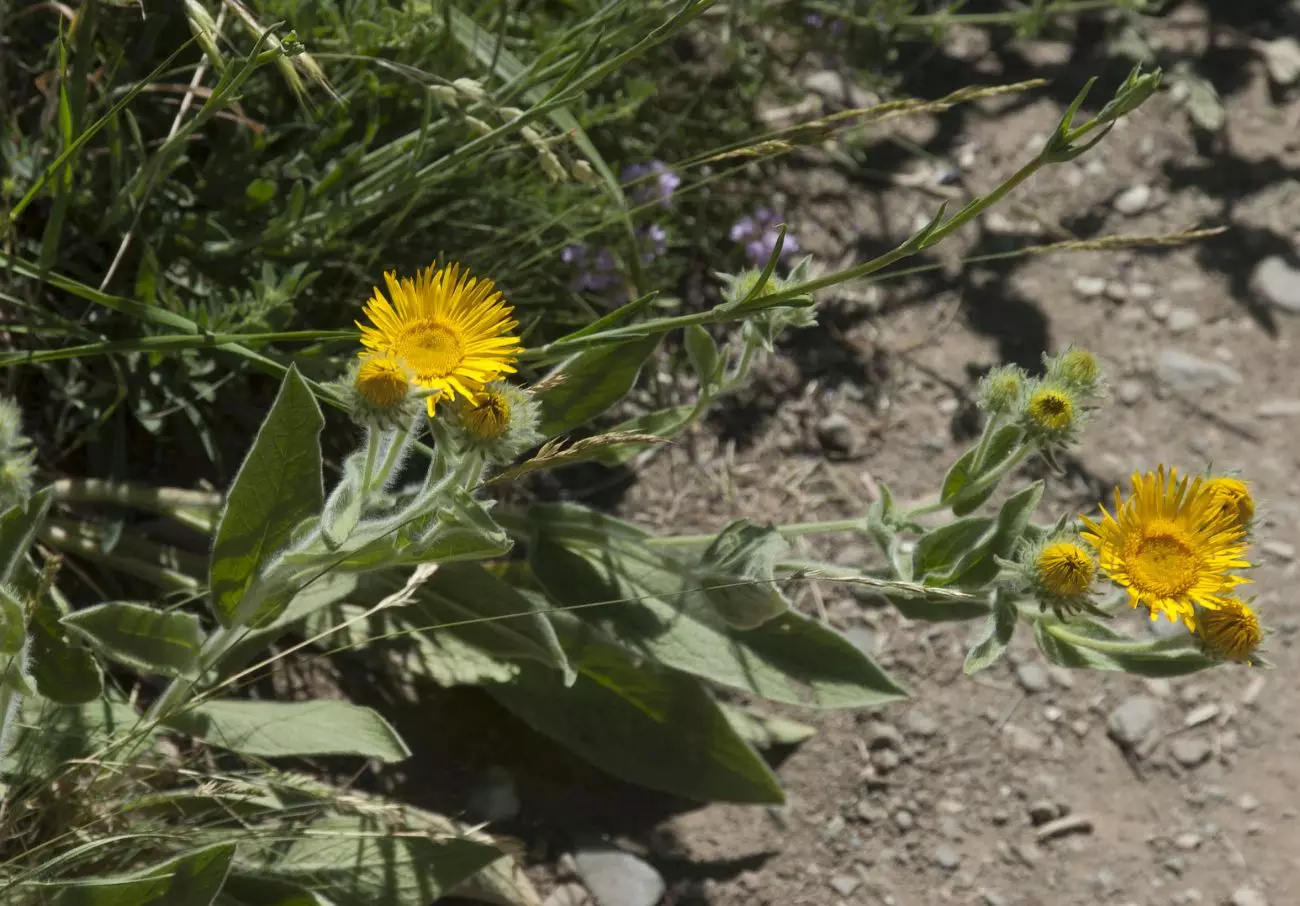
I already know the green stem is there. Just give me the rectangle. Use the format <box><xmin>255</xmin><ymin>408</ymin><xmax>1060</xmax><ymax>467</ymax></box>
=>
<box><xmin>48</xmin><ymin>478</ymin><xmax>222</xmax><ymax>512</ymax></box>
<box><xmin>0</xmin><ymin>660</ymin><xmax>20</xmax><ymax>761</ymax></box>
<box><xmin>1045</xmin><ymin>623</ymin><xmax>1181</xmax><ymax>655</ymax></box>
<box><xmin>142</xmin><ymin>625</ymin><xmax>243</xmax><ymax>726</ymax></box>
<box><xmin>370</xmin><ymin>423</ymin><xmax>411</xmax><ymax>493</ymax></box>
<box><xmin>0</xmin><ymin>330</ymin><xmax>352</xmax><ymax>368</ymax></box>
<box><xmin>645</xmin><ymin>517</ymin><xmax>870</xmax><ymax>548</ymax></box>
<box><xmin>360</xmin><ymin>428</ymin><xmax>381</xmax><ymax>495</ymax></box>
<box><xmin>969</xmin><ymin>411</ymin><xmax>1003</xmax><ymax>476</ymax></box>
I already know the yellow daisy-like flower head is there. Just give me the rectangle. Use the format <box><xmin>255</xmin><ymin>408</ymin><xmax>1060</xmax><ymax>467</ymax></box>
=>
<box><xmin>357</xmin><ymin>263</ymin><xmax>522</xmax><ymax>414</ymax></box>
<box><xmin>1080</xmin><ymin>465</ymin><xmax>1252</xmax><ymax>630</ymax></box>
<box><xmin>1026</xmin><ymin>386</ymin><xmax>1074</xmax><ymax>432</ymax></box>
<box><xmin>355</xmin><ymin>356</ymin><xmax>411</xmax><ymax>409</ymax></box>
<box><xmin>1034</xmin><ymin>540</ymin><xmax>1096</xmax><ymax>598</ymax></box>
<box><xmin>1195</xmin><ymin>596</ymin><xmax>1263</xmax><ymax>664</ymax></box>
<box><xmin>1204</xmin><ymin>476</ymin><xmax>1255</xmax><ymax>531</ymax></box>
<box><xmin>461</xmin><ymin>388</ymin><xmax>512</xmax><ymax>442</ymax></box>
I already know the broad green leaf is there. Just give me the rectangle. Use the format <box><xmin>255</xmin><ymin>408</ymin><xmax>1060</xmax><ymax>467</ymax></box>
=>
<box><xmin>697</xmin><ymin>520</ymin><xmax>790</xmax><ymax>629</ymax></box>
<box><xmin>0</xmin><ymin>584</ymin><xmax>24</xmax><ymax>654</ymax></box>
<box><xmin>490</xmin><ymin>617</ymin><xmax>784</xmax><ymax>804</ymax></box>
<box><xmin>411</xmin><ymin>562</ymin><xmax>574</xmax><ymax>684</ymax></box>
<box><xmin>6</xmin><ymin>698</ymin><xmax>143</xmax><ymax>778</ymax></box>
<box><xmin>215</xmin><ymin>572</ymin><xmax>359</xmax><ymax>678</ymax></box>
<box><xmin>28</xmin><ymin>593</ymin><xmax>103</xmax><ymax>705</ymax></box>
<box><xmin>166</xmin><ymin>699</ymin><xmax>410</xmax><ymax>762</ymax></box>
<box><xmin>944</xmin><ymin>425</ymin><xmax>1024</xmax><ymax>516</ymax></box>
<box><xmin>937</xmin><ymin>480</ymin><xmax>1044</xmax><ymax>588</ymax></box>
<box><xmin>529</xmin><ymin>505</ymin><xmax>906</xmax><ymax>709</ymax></box>
<box><xmin>912</xmin><ymin>516</ymin><xmax>994</xmax><ymax>580</ymax></box>
<box><xmin>1033</xmin><ymin>619</ymin><xmax>1216</xmax><ymax>677</ymax></box>
<box><xmin>537</xmin><ymin>335</ymin><xmax>660</xmax><ymax>438</ymax></box>
<box><xmin>722</xmin><ymin>704</ymin><xmax>816</xmax><ymax>749</ymax></box>
<box><xmin>0</xmin><ymin>487</ymin><xmax>53</xmax><ymax>584</ymax></box>
<box><xmin>210</xmin><ymin>366</ymin><xmax>324</xmax><ymax>628</ymax></box>
<box><xmin>215</xmin><ymin>875</ymin><xmax>331</xmax><ymax>906</ymax></box>
<box><xmin>50</xmin><ymin>842</ymin><xmax>234</xmax><ymax>906</ymax></box>
<box><xmin>232</xmin><ymin>815</ymin><xmax>501</xmax><ymax>906</ymax></box>
<box><xmin>684</xmin><ymin>324</ymin><xmax>721</xmax><ymax>389</ymax></box>
<box><xmin>963</xmin><ymin>590</ymin><xmax>1018</xmax><ymax>674</ymax></box>
<box><xmin>61</xmin><ymin>602</ymin><xmax>203</xmax><ymax>678</ymax></box>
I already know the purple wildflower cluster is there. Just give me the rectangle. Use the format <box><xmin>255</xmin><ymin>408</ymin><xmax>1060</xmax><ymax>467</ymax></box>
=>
<box><xmin>564</xmin><ymin>159</ymin><xmax>679</xmax><ymax>298</ymax></box>
<box><xmin>622</xmin><ymin>160</ymin><xmax>682</xmax><ymax>208</ymax></box>
<box><xmin>730</xmin><ymin>207</ymin><xmax>800</xmax><ymax>267</ymax></box>
<box><xmin>804</xmin><ymin>11</ymin><xmax>845</xmax><ymax>34</ymax></box>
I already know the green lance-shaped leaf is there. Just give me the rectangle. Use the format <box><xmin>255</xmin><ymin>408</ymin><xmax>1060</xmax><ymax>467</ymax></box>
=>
<box><xmin>61</xmin><ymin>602</ymin><xmax>204</xmax><ymax>678</ymax></box>
<box><xmin>210</xmin><ymin>365</ymin><xmax>324</xmax><ymax>628</ymax></box>
<box><xmin>1034</xmin><ymin>617</ymin><xmax>1217</xmax><ymax>678</ymax></box>
<box><xmin>490</xmin><ymin>617</ymin><xmax>784</xmax><ymax>805</ymax></box>
<box><xmin>684</xmin><ymin>324</ymin><xmax>721</xmax><ymax>391</ymax></box>
<box><xmin>165</xmin><ymin>699</ymin><xmax>410</xmax><ymax>762</ymax></box>
<box><xmin>529</xmin><ymin>504</ymin><xmax>906</xmax><ymax>709</ymax></box>
<box><xmin>537</xmin><ymin>335</ymin><xmax>661</xmax><ymax>438</ymax></box>
<box><xmin>940</xmin><ymin>425</ymin><xmax>1024</xmax><ymax>515</ymax></box>
<box><xmin>936</xmin><ymin>480</ymin><xmax>1044</xmax><ymax>588</ymax></box>
<box><xmin>963</xmin><ymin>589</ymin><xmax>1018</xmax><ymax>675</ymax></box>
<box><xmin>696</xmin><ymin>520</ymin><xmax>791</xmax><ymax>629</ymax></box>
<box><xmin>45</xmin><ymin>842</ymin><xmax>234</xmax><ymax>906</ymax></box>
<box><xmin>27</xmin><ymin>592</ymin><xmax>102</xmax><ymax>705</ymax></box>
<box><xmin>0</xmin><ymin>487</ymin><xmax>53</xmax><ymax>585</ymax></box>
<box><xmin>912</xmin><ymin>516</ymin><xmax>994</xmax><ymax>580</ymax></box>
<box><xmin>227</xmin><ymin>815</ymin><xmax>502</xmax><ymax>906</ymax></box>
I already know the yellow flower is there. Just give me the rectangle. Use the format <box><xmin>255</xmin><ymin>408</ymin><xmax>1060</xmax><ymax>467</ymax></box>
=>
<box><xmin>461</xmin><ymin>388</ymin><xmax>512</xmax><ymax>442</ymax></box>
<box><xmin>1204</xmin><ymin>476</ymin><xmax>1254</xmax><ymax>531</ymax></box>
<box><xmin>357</xmin><ymin>263</ymin><xmax>522</xmax><ymax>414</ymax></box>
<box><xmin>1196</xmin><ymin>597</ymin><xmax>1263</xmax><ymax>664</ymax></box>
<box><xmin>1034</xmin><ymin>541</ymin><xmax>1096</xmax><ymax>597</ymax></box>
<box><xmin>354</xmin><ymin>356</ymin><xmax>410</xmax><ymax>409</ymax></box>
<box><xmin>1080</xmin><ymin>466</ymin><xmax>1252</xmax><ymax>630</ymax></box>
<box><xmin>1026</xmin><ymin>386</ymin><xmax>1074</xmax><ymax>433</ymax></box>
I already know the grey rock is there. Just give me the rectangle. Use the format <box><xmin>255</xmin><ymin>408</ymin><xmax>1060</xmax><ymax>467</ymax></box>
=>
<box><xmin>1028</xmin><ymin>800</ymin><xmax>1059</xmax><ymax>826</ymax></box>
<box><xmin>829</xmin><ymin>874</ymin><xmax>862</xmax><ymax>898</ymax></box>
<box><xmin>893</xmin><ymin>809</ymin><xmax>915</xmax><ymax>831</ymax></box>
<box><xmin>802</xmin><ymin>69</ymin><xmax>876</xmax><ymax>108</ymax></box>
<box><xmin>1175</xmin><ymin>832</ymin><xmax>1203</xmax><ymax>851</ymax></box>
<box><xmin>1231</xmin><ymin>886</ymin><xmax>1269</xmax><ymax>906</ymax></box>
<box><xmin>1014</xmin><ymin>662</ymin><xmax>1052</xmax><ymax>694</ymax></box>
<box><xmin>1170</xmin><ymin>736</ymin><xmax>1213</xmax><ymax>769</ymax></box>
<box><xmin>1107</xmin><ymin>695</ymin><xmax>1162</xmax><ymax>749</ymax></box>
<box><xmin>1116</xmin><ymin>379</ymin><xmax>1146</xmax><ymax>406</ymax></box>
<box><xmin>905</xmin><ymin>710</ymin><xmax>939</xmax><ymax>738</ymax></box>
<box><xmin>1262</xmin><ymin>539</ymin><xmax>1296</xmax><ymax>561</ymax></box>
<box><xmin>817</xmin><ymin>412</ymin><xmax>863</xmax><ymax>458</ymax></box>
<box><xmin>981</xmin><ymin>891</ymin><xmax>1008</xmax><ymax>906</ymax></box>
<box><xmin>867</xmin><ymin>721</ymin><xmax>904</xmax><ymax>750</ymax></box>
<box><xmin>574</xmin><ymin>847</ymin><xmax>665</xmax><ymax>906</ymax></box>
<box><xmin>1150</xmin><ymin>299</ymin><xmax>1173</xmax><ymax>321</ymax></box>
<box><xmin>1113</xmin><ymin>183</ymin><xmax>1153</xmax><ymax>215</ymax></box>
<box><xmin>933</xmin><ymin>843</ymin><xmax>962</xmax><ymax>871</ymax></box>
<box><xmin>1155</xmin><ymin>348</ymin><xmax>1242</xmax><ymax>394</ymax></box>
<box><xmin>871</xmin><ymin>747</ymin><xmax>901</xmax><ymax>774</ymax></box>
<box><xmin>1253</xmin><ymin>256</ymin><xmax>1300</xmax><ymax>313</ymax></box>
<box><xmin>545</xmin><ymin>882</ymin><xmax>593</xmax><ymax>906</ymax></box>
<box><xmin>1168</xmin><ymin>308</ymin><xmax>1201</xmax><ymax>333</ymax></box>
<box><xmin>1256</xmin><ymin>399</ymin><xmax>1300</xmax><ymax>418</ymax></box>
<box><xmin>1239</xmin><ymin>793</ymin><xmax>1260</xmax><ymax>812</ymax></box>
<box><xmin>1072</xmin><ymin>275</ymin><xmax>1107</xmax><ymax>298</ymax></box>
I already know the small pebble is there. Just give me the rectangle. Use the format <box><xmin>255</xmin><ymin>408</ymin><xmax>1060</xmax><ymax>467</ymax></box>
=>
<box><xmin>933</xmin><ymin>843</ymin><xmax>962</xmax><ymax>871</ymax></box>
<box><xmin>1231</xmin><ymin>886</ymin><xmax>1269</xmax><ymax>906</ymax></box>
<box><xmin>1150</xmin><ymin>299</ymin><xmax>1173</xmax><ymax>321</ymax></box>
<box><xmin>1073</xmin><ymin>275</ymin><xmax>1108</xmax><ymax>297</ymax></box>
<box><xmin>1262</xmin><ymin>540</ymin><xmax>1296</xmax><ymax>561</ymax></box>
<box><xmin>1014</xmin><ymin>662</ymin><xmax>1052</xmax><ymax>694</ymax></box>
<box><xmin>1256</xmin><ymin>399</ymin><xmax>1300</xmax><ymax>418</ymax></box>
<box><xmin>1252</xmin><ymin>255</ymin><xmax>1300</xmax><ymax>313</ymax></box>
<box><xmin>905</xmin><ymin>710</ymin><xmax>939</xmax><ymax>738</ymax></box>
<box><xmin>1175</xmin><ymin>832</ymin><xmax>1202</xmax><ymax>851</ymax></box>
<box><xmin>1113</xmin><ymin>183</ymin><xmax>1153</xmax><ymax>215</ymax></box>
<box><xmin>1167</xmin><ymin>308</ymin><xmax>1201</xmax><ymax>333</ymax></box>
<box><xmin>829</xmin><ymin>874</ymin><xmax>861</xmax><ymax>898</ymax></box>
<box><xmin>1116</xmin><ymin>379</ymin><xmax>1146</xmax><ymax>406</ymax></box>
<box><xmin>1169</xmin><ymin>736</ymin><xmax>1213</xmax><ymax>769</ymax></box>
<box><xmin>1239</xmin><ymin>793</ymin><xmax>1260</xmax><ymax>812</ymax></box>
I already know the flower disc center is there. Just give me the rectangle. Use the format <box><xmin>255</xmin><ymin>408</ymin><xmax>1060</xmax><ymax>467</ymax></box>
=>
<box><xmin>395</xmin><ymin>321</ymin><xmax>465</xmax><ymax>380</ymax></box>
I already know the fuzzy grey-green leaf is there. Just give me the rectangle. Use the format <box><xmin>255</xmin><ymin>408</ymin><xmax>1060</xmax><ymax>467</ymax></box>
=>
<box><xmin>963</xmin><ymin>591</ymin><xmax>1017</xmax><ymax>674</ymax></box>
<box><xmin>166</xmin><ymin>699</ymin><xmax>410</xmax><ymax>762</ymax></box>
<box><xmin>210</xmin><ymin>365</ymin><xmax>324</xmax><ymax>628</ymax></box>
<box><xmin>0</xmin><ymin>487</ymin><xmax>52</xmax><ymax>585</ymax></box>
<box><xmin>537</xmin><ymin>335</ymin><xmax>660</xmax><ymax>438</ymax></box>
<box><xmin>62</xmin><ymin>601</ymin><xmax>204</xmax><ymax>678</ymax></box>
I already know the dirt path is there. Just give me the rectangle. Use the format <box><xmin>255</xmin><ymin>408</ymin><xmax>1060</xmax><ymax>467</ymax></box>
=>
<box><xmin>590</xmin><ymin>6</ymin><xmax>1300</xmax><ymax>905</ymax></box>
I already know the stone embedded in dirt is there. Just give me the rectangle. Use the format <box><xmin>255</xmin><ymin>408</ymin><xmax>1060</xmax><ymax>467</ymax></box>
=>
<box><xmin>1175</xmin><ymin>832</ymin><xmax>1203</xmax><ymax>851</ymax></box>
<box><xmin>1231</xmin><ymin>886</ymin><xmax>1270</xmax><ymax>906</ymax></box>
<box><xmin>1028</xmin><ymin>800</ymin><xmax>1060</xmax><ymax>827</ymax></box>
<box><xmin>1169</xmin><ymin>736</ymin><xmax>1213</xmax><ymax>769</ymax></box>
<box><xmin>1239</xmin><ymin>793</ymin><xmax>1260</xmax><ymax>812</ymax></box>
<box><xmin>867</xmin><ymin>721</ymin><xmax>904</xmax><ymax>750</ymax></box>
<box><xmin>933</xmin><ymin>843</ymin><xmax>963</xmax><ymax>871</ymax></box>
<box><xmin>1167</xmin><ymin>308</ymin><xmax>1201</xmax><ymax>333</ymax></box>
<box><xmin>1154</xmin><ymin>348</ymin><xmax>1242</xmax><ymax>394</ymax></box>
<box><xmin>1252</xmin><ymin>256</ymin><xmax>1300</xmax><ymax>313</ymax></box>
<box><xmin>1256</xmin><ymin>398</ymin><xmax>1300</xmax><ymax>418</ymax></box>
<box><xmin>1113</xmin><ymin>183</ymin><xmax>1153</xmax><ymax>215</ymax></box>
<box><xmin>893</xmin><ymin>809</ymin><xmax>915</xmax><ymax>831</ymax></box>
<box><xmin>546</xmin><ymin>882</ymin><xmax>594</xmax><ymax>906</ymax></box>
<box><xmin>1116</xmin><ymin>379</ymin><xmax>1145</xmax><ymax>406</ymax></box>
<box><xmin>1014</xmin><ymin>663</ymin><xmax>1052</xmax><ymax>694</ymax></box>
<box><xmin>829</xmin><ymin>874</ymin><xmax>861</xmax><ymax>898</ymax></box>
<box><xmin>904</xmin><ymin>710</ymin><xmax>939</xmax><ymax>738</ymax></box>
<box><xmin>1261</xmin><ymin>539</ymin><xmax>1296</xmax><ymax>561</ymax></box>
<box><xmin>816</xmin><ymin>412</ymin><xmax>863</xmax><ymax>458</ymax></box>
<box><xmin>871</xmin><ymin>747</ymin><xmax>901</xmax><ymax>774</ymax></box>
<box><xmin>574</xmin><ymin>847</ymin><xmax>666</xmax><ymax>906</ymax></box>
<box><xmin>1107</xmin><ymin>695</ymin><xmax>1162</xmax><ymax>749</ymax></box>
<box><xmin>1072</xmin><ymin>274</ymin><xmax>1107</xmax><ymax>297</ymax></box>
<box><xmin>801</xmin><ymin>69</ymin><xmax>877</xmax><ymax>108</ymax></box>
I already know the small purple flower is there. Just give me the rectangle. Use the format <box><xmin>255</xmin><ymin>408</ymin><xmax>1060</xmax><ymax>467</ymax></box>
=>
<box><xmin>623</xmin><ymin>160</ymin><xmax>681</xmax><ymax>207</ymax></box>
<box><xmin>561</xmin><ymin>244</ymin><xmax>587</xmax><ymax>265</ymax></box>
<box><xmin>566</xmin><ymin>244</ymin><xmax>625</xmax><ymax>299</ymax></box>
<box><xmin>731</xmin><ymin>208</ymin><xmax>799</xmax><ymax>266</ymax></box>
<box><xmin>638</xmin><ymin>223</ymin><xmax>668</xmax><ymax>263</ymax></box>
<box><xmin>804</xmin><ymin>12</ymin><xmax>824</xmax><ymax>28</ymax></box>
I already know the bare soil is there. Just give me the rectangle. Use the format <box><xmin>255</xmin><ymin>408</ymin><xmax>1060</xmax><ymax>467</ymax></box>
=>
<box><xmin>535</xmin><ymin>5</ymin><xmax>1300</xmax><ymax>905</ymax></box>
